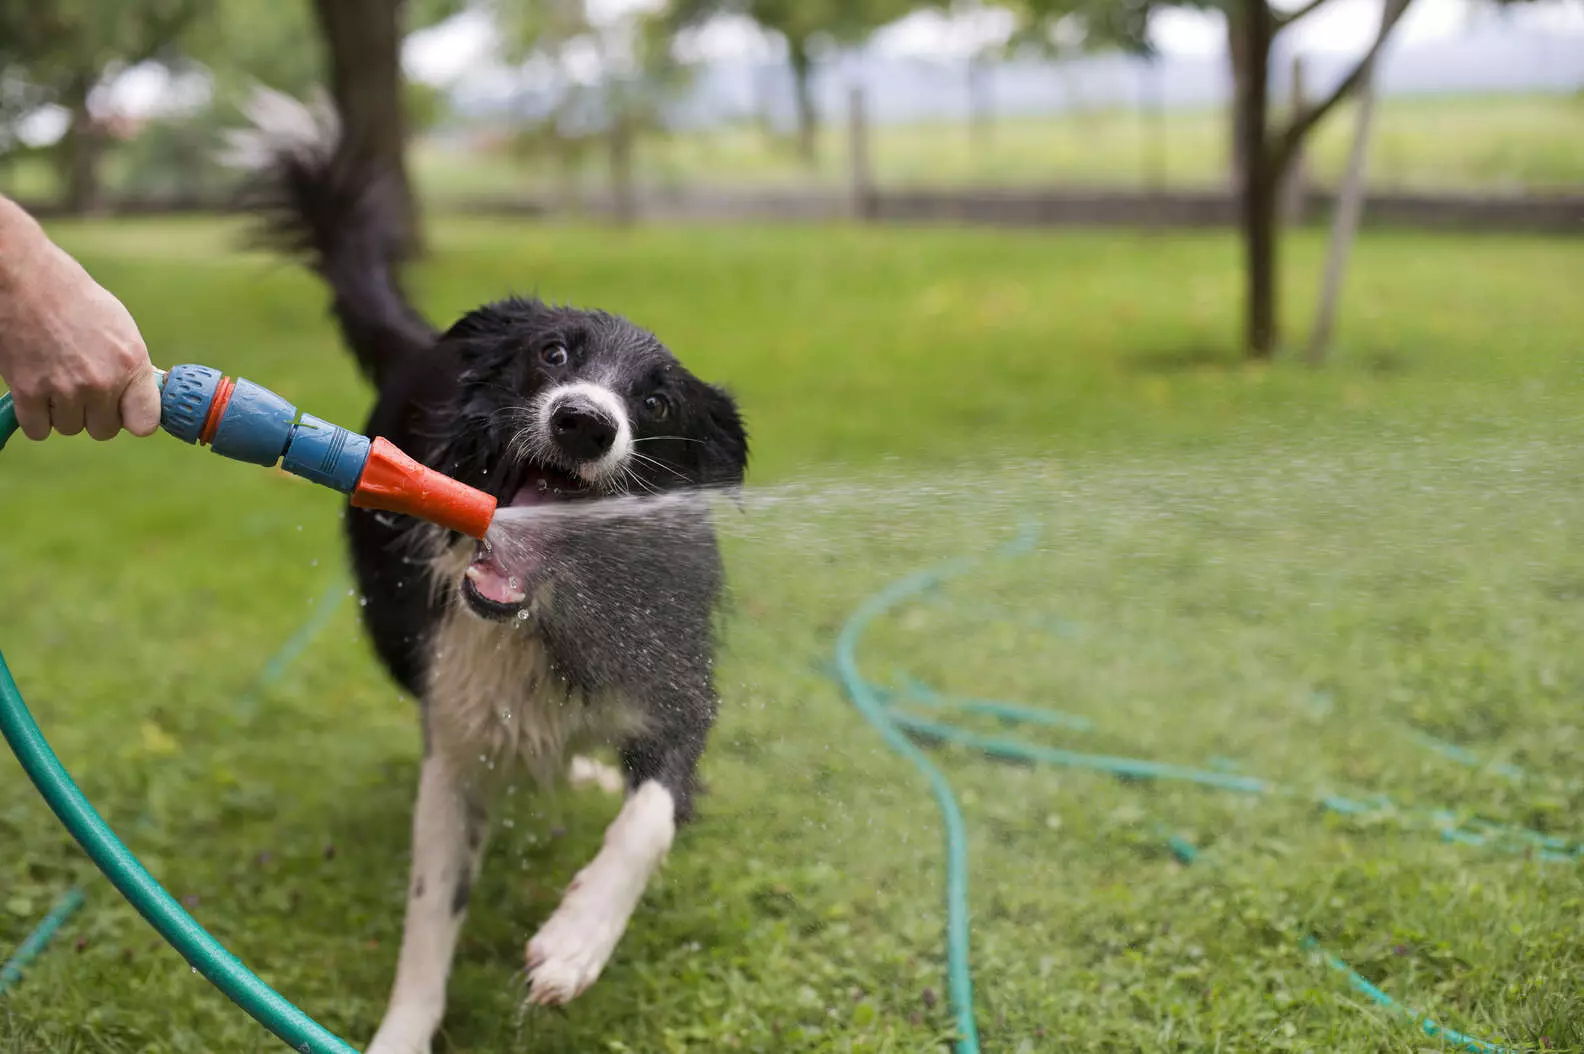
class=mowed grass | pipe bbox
[413,92,1584,199]
[3,92,1579,209]
[0,216,1582,1053]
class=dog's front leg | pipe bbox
[367,749,491,1054]
[524,705,709,1006]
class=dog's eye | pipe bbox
[643,394,670,421]
[541,344,568,367]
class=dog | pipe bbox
[225,90,748,1054]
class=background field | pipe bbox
[413,93,1584,198]
[1,217,1581,1052]
[2,93,1581,207]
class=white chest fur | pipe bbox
[421,566,645,784]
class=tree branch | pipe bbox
[1275,0,1411,167]
[1275,0,1335,30]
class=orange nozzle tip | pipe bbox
[350,437,498,539]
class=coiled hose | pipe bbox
[0,391,359,1053]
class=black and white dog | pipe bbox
[227,91,747,1053]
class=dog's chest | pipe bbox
[423,604,641,783]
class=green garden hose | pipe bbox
[0,391,359,1053]
[833,523,1544,1054]
[2,386,1556,1052]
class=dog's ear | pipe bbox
[697,383,748,487]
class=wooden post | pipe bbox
[967,53,992,153]
[1141,57,1166,193]
[609,104,636,227]
[847,83,873,221]
[1304,1,1399,366]
[1281,53,1308,224]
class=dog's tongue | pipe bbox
[466,556,527,605]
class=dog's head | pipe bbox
[429,296,748,621]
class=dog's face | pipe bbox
[432,297,747,621]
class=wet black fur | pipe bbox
[240,151,748,822]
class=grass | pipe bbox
[1,215,1582,1053]
[411,93,1584,200]
[3,93,1580,211]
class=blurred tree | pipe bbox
[0,14,55,175]
[182,0,323,102]
[659,0,912,166]
[1008,0,1430,360]
[307,0,464,255]
[489,0,690,223]
[0,0,204,213]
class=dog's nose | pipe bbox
[549,401,617,461]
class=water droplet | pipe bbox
[310,558,318,567]
[296,524,303,531]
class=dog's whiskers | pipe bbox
[627,449,691,484]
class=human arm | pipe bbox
[0,194,160,441]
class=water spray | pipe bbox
[156,363,496,539]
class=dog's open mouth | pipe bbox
[462,460,590,615]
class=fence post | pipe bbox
[608,104,637,227]
[848,83,873,221]
[1281,53,1309,224]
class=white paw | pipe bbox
[568,755,626,795]
[365,1033,430,1054]
[365,1006,438,1054]
[524,887,627,1005]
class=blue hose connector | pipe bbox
[159,364,370,494]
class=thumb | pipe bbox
[119,363,162,438]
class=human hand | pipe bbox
[0,212,161,442]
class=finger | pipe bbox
[118,364,162,437]
[50,393,86,437]
[13,392,51,441]
[85,385,122,441]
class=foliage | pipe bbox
[660,0,913,51]
[178,0,323,103]
[477,0,691,176]
[0,0,203,98]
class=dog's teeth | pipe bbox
[465,565,482,582]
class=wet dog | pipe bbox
[226,90,747,1053]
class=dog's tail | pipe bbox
[221,87,435,388]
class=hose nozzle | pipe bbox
[159,364,497,539]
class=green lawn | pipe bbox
[413,93,1584,199]
[3,93,1580,210]
[1,217,1582,1053]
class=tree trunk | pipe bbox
[60,72,104,216]
[311,0,421,254]
[788,37,818,167]
[1234,0,1279,360]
